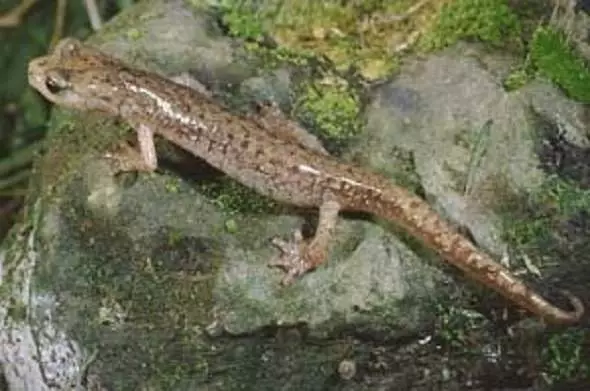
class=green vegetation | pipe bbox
[420,0,522,51]
[529,27,590,103]
[197,178,277,215]
[218,0,268,42]
[295,77,361,148]
[504,23,590,97]
[542,330,589,384]
[435,303,488,350]
[503,177,590,248]
[503,68,532,91]
[219,0,435,79]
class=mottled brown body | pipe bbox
[28,38,583,324]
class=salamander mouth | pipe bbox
[27,58,46,90]
[28,57,56,99]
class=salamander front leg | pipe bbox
[104,123,158,173]
[269,200,341,285]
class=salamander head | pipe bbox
[28,37,130,114]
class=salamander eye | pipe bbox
[44,70,70,94]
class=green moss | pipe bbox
[32,184,219,389]
[245,43,317,70]
[216,0,426,79]
[233,41,363,151]
[197,178,277,215]
[218,1,268,42]
[6,299,28,322]
[125,28,143,40]
[37,110,131,195]
[535,176,590,216]
[295,78,361,147]
[420,0,522,51]
[435,304,488,350]
[529,27,590,103]
[224,218,239,234]
[503,214,553,248]
[503,68,534,91]
[167,229,184,246]
[164,178,182,194]
[542,330,589,384]
[501,176,590,248]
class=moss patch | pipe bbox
[529,27,590,103]
[503,68,533,91]
[221,33,365,153]
[500,176,590,253]
[294,76,362,150]
[32,174,219,389]
[218,0,448,79]
[419,0,522,51]
[33,110,132,197]
[542,329,589,384]
[197,177,278,215]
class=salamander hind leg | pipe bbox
[269,200,340,285]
